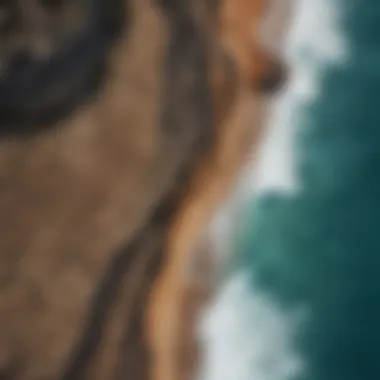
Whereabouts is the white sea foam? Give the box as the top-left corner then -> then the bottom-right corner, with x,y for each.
197,273 -> 306,380
251,0 -> 349,196
198,1 -> 349,379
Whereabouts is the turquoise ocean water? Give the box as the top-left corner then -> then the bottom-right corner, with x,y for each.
200,1 -> 380,380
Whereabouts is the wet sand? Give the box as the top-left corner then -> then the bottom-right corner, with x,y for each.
180,1 -> 294,378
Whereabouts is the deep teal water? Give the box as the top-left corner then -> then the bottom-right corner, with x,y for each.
234,2 -> 380,379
